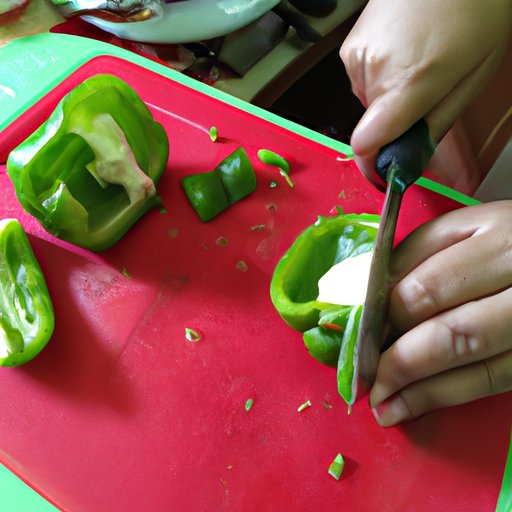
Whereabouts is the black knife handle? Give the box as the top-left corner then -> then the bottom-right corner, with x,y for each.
375,119 -> 435,188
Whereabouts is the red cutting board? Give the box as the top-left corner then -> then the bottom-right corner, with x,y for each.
0,56 -> 510,512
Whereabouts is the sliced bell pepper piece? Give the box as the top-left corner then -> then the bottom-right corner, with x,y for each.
181,171 -> 229,222
7,74 -> 169,251
302,306 -> 352,366
270,211 -> 379,405
337,304 -> 363,405
303,326 -> 343,367
0,219 -> 54,367
181,147 -> 256,222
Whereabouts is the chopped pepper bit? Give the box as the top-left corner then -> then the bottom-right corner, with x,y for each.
266,203 -> 277,212
236,261 -> 248,272
257,149 -> 294,188
297,400 -> 312,412
250,224 -> 266,232
209,126 -> 218,142
328,453 -> 345,480
121,267 -> 132,279
280,171 -> 294,188
219,478 -> 229,495
245,398 -> 254,411
323,399 -> 333,410
319,322 -> 344,332
215,236 -> 228,247
185,328 -> 202,342
269,181 -> 277,188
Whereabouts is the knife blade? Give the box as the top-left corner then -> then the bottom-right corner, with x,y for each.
353,119 -> 436,402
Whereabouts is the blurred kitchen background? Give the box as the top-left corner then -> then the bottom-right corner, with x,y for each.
1,0 -> 510,199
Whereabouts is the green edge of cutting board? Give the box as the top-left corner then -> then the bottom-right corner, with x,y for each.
496,428 -> 512,512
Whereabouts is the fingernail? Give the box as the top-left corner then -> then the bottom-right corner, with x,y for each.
372,396 -> 410,427
369,382 -> 390,407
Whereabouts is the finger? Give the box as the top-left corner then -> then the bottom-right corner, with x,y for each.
390,201 -> 512,283
353,153 -> 386,192
390,228 -> 512,331
371,286 -> 512,407
346,74 -> 459,183
349,88 -> 438,159
346,27 -> 503,159
371,349 -> 512,427
338,43 -> 368,108
347,50 -> 500,187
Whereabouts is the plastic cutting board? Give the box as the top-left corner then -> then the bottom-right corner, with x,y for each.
0,34 -> 511,512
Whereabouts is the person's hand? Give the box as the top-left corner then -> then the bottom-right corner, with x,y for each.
371,201 -> 512,426
340,0 -> 512,187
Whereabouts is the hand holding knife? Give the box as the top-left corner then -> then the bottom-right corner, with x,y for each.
353,120 -> 436,402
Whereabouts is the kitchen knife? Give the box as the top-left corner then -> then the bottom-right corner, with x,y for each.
353,119 -> 435,401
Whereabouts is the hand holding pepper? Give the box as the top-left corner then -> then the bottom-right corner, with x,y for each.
371,201 -> 512,426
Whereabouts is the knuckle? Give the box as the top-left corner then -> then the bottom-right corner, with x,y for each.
502,234 -> 512,262
339,41 -> 358,68
440,322 -> 484,362
388,341 -> 420,383
483,352 -> 512,396
398,387 -> 431,421
483,360 -> 499,395
338,43 -> 350,65
394,276 -> 438,325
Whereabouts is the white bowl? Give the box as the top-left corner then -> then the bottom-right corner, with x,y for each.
82,0 -> 281,43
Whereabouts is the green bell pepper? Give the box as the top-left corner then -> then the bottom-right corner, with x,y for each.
182,147 -> 256,222
270,211 -> 379,405
496,428 -> 512,512
337,304 -> 363,405
7,74 -> 169,251
0,219 -> 54,367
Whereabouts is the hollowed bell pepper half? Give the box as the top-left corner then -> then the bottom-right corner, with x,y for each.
0,219 -> 54,367
181,147 -> 256,221
270,211 -> 379,405
7,74 -> 169,251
